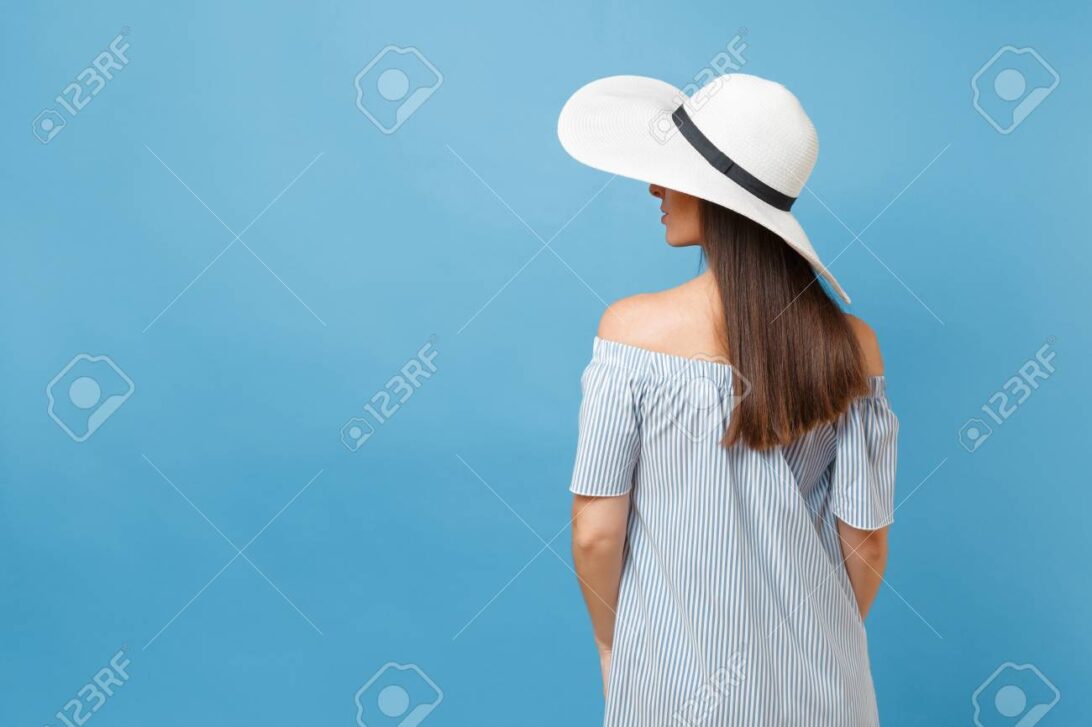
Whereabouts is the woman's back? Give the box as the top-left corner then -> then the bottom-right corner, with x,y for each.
570,280 -> 897,726
595,274 -> 884,380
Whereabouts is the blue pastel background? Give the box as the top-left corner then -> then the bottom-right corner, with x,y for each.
2,1 -> 1089,725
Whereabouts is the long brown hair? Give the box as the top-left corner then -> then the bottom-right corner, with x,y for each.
701,200 -> 869,450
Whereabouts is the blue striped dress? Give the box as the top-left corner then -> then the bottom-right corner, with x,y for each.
570,337 -> 898,726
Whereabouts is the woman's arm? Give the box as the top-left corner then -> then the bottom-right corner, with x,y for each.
571,492 -> 630,693
836,520 -> 889,619
838,315 -> 891,619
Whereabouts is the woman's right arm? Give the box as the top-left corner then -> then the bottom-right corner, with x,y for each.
836,521 -> 889,619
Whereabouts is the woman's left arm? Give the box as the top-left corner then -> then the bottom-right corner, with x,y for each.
572,492 -> 630,694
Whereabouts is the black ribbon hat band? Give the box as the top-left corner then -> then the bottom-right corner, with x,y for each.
671,106 -> 797,212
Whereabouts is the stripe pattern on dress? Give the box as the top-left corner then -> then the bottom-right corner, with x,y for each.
570,337 -> 899,726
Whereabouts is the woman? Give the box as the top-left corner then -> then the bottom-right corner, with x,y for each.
558,74 -> 898,725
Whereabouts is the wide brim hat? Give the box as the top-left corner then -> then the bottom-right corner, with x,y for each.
557,73 -> 850,304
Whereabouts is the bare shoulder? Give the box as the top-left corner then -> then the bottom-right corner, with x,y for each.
844,314 -> 885,376
598,278 -> 720,356
597,292 -> 671,345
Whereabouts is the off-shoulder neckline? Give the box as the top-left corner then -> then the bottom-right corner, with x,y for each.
592,336 -> 887,396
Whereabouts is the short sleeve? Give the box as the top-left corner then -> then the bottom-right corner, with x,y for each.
569,359 -> 642,497
831,378 -> 899,530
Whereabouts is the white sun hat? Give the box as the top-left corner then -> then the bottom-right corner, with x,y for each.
557,73 -> 850,304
